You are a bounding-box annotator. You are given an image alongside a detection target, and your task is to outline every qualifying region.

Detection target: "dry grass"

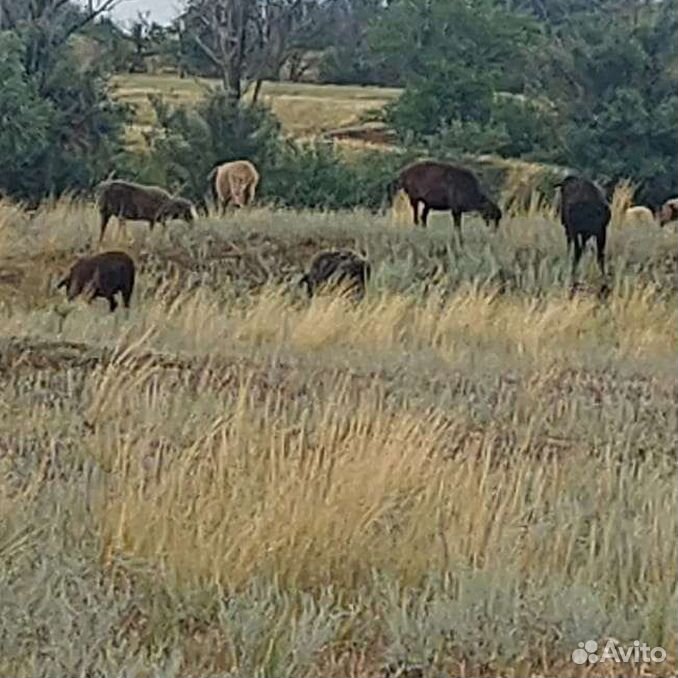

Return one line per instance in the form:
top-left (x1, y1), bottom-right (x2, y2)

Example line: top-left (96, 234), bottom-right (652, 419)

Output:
top-left (113, 74), bottom-right (401, 144)
top-left (0, 198), bottom-right (676, 676)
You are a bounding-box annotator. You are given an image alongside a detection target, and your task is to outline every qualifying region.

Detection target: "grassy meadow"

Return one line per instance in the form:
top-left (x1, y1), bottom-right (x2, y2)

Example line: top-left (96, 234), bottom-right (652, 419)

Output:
top-left (112, 74), bottom-right (402, 146)
top-left (0, 197), bottom-right (676, 677)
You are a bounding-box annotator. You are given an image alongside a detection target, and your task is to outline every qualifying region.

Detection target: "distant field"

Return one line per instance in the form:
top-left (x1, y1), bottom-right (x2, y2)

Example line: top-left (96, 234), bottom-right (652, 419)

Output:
top-left (0, 196), bottom-right (676, 676)
top-left (112, 73), bottom-right (402, 145)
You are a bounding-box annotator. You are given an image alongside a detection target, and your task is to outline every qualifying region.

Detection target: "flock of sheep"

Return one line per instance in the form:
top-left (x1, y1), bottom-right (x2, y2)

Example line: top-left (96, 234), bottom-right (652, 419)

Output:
top-left (55, 159), bottom-right (678, 312)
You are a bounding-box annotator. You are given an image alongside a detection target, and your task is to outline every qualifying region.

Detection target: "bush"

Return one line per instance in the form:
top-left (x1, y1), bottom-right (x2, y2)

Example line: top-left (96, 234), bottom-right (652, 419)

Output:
top-left (139, 86), bottom-right (413, 211)
top-left (138, 88), bottom-right (281, 203)
top-left (0, 33), bottom-right (54, 201)
top-left (262, 141), bottom-right (411, 211)
top-left (0, 29), bottom-right (129, 204)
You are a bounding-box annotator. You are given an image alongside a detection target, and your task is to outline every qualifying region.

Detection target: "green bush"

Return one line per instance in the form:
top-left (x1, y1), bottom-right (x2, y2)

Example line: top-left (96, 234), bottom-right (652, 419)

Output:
top-left (262, 141), bottom-right (412, 211)
top-left (138, 88), bottom-right (281, 203)
top-left (0, 30), bottom-right (128, 203)
top-left (139, 86), bottom-right (414, 211)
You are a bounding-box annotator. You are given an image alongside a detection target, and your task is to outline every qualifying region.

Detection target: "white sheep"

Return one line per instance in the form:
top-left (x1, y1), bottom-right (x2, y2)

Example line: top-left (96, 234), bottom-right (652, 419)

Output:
top-left (623, 205), bottom-right (658, 227)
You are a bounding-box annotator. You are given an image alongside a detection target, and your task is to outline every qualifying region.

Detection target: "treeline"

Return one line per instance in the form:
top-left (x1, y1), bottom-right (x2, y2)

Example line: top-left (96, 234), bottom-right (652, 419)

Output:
top-left (0, 0), bottom-right (675, 208)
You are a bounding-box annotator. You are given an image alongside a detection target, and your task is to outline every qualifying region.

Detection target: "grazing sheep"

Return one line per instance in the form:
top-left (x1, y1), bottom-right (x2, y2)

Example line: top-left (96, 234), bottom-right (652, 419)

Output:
top-left (300, 249), bottom-right (371, 300)
top-left (97, 180), bottom-right (195, 243)
top-left (659, 198), bottom-right (678, 227)
top-left (388, 160), bottom-right (502, 242)
top-left (624, 205), bottom-right (657, 227)
top-left (207, 160), bottom-right (260, 214)
top-left (556, 175), bottom-right (611, 278)
top-left (57, 251), bottom-right (135, 312)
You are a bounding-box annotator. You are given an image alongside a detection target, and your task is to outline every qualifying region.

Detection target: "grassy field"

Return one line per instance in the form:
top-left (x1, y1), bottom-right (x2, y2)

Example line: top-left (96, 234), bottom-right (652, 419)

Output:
top-left (0, 198), bottom-right (676, 676)
top-left (112, 74), bottom-right (401, 144)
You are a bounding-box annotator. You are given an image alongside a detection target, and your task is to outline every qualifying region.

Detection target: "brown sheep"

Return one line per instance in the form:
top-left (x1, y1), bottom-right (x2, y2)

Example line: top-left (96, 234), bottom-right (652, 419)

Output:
top-left (57, 251), bottom-right (135, 313)
top-left (388, 160), bottom-right (502, 243)
top-left (300, 249), bottom-right (371, 300)
top-left (207, 160), bottom-right (260, 214)
top-left (658, 198), bottom-right (678, 227)
top-left (556, 175), bottom-right (610, 278)
top-left (97, 180), bottom-right (195, 243)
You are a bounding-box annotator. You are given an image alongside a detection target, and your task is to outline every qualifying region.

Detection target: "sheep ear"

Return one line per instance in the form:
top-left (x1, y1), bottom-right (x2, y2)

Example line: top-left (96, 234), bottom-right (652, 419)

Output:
top-left (56, 276), bottom-right (68, 290)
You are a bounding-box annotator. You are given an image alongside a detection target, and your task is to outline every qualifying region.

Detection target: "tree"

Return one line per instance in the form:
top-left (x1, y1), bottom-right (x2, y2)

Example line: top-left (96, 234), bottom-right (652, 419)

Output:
top-left (178, 0), bottom-right (324, 100)
top-left (0, 0), bottom-right (129, 202)
top-left (0, 33), bottom-right (54, 199)
top-left (371, 0), bottom-right (542, 143)
top-left (318, 0), bottom-right (398, 85)
top-left (536, 0), bottom-right (678, 203)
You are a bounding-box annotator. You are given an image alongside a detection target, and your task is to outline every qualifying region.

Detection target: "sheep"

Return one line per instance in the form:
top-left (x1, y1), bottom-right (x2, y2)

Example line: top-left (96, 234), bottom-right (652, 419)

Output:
top-left (97, 180), bottom-right (195, 243)
top-left (555, 175), bottom-right (611, 278)
top-left (659, 198), bottom-right (678, 227)
top-left (624, 205), bottom-right (658, 227)
top-left (207, 160), bottom-right (260, 214)
top-left (388, 160), bottom-right (502, 243)
top-left (299, 249), bottom-right (371, 300)
top-left (57, 251), bottom-right (135, 313)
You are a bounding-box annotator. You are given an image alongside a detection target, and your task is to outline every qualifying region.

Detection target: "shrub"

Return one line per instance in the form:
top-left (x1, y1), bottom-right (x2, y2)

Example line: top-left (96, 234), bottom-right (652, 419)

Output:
top-left (0, 31), bottom-right (128, 203)
top-left (139, 88), bottom-right (281, 203)
top-left (140, 86), bottom-right (414, 211)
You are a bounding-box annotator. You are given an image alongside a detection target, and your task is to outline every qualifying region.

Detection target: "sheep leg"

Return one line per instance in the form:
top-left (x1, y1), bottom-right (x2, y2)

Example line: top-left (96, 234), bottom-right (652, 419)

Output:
top-left (596, 231), bottom-right (607, 276)
top-left (99, 212), bottom-right (111, 243)
top-left (452, 210), bottom-right (463, 246)
top-left (409, 198), bottom-right (420, 225)
top-left (421, 205), bottom-right (431, 228)
top-left (571, 235), bottom-right (584, 278)
top-left (107, 295), bottom-right (118, 313)
top-left (121, 285), bottom-right (133, 309)
top-left (117, 217), bottom-right (129, 240)
top-left (219, 196), bottom-right (229, 217)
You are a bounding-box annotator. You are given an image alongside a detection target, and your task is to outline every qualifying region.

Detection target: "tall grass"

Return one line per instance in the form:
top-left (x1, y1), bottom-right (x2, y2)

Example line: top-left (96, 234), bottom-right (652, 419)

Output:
top-left (0, 197), bottom-right (676, 676)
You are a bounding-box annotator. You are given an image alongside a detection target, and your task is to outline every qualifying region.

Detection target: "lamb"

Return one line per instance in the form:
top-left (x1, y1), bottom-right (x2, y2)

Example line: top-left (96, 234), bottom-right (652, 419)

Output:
top-left (299, 249), bottom-right (371, 300)
top-left (207, 160), bottom-right (260, 214)
top-left (556, 175), bottom-right (611, 278)
top-left (388, 160), bottom-right (502, 243)
top-left (97, 180), bottom-right (195, 243)
top-left (658, 198), bottom-right (678, 227)
top-left (57, 251), bottom-right (135, 312)
top-left (624, 205), bottom-right (657, 227)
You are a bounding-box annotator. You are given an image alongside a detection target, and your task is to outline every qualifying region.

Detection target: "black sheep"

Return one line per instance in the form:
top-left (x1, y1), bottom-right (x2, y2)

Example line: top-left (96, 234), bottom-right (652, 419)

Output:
top-left (57, 251), bottom-right (135, 312)
top-left (556, 175), bottom-right (611, 278)
top-left (388, 160), bottom-right (502, 243)
top-left (300, 249), bottom-right (371, 300)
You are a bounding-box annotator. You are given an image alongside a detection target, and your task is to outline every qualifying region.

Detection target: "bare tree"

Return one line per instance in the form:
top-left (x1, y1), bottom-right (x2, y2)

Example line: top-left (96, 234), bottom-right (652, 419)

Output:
top-left (180, 0), bottom-right (324, 102)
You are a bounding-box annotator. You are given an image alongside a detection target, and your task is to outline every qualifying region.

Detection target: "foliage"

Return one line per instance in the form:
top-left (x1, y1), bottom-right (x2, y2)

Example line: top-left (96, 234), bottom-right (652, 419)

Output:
top-left (0, 33), bottom-right (54, 200)
top-left (0, 2), bottom-right (129, 203)
top-left (139, 85), bottom-right (411, 210)
top-left (541, 0), bottom-right (678, 205)
top-left (262, 140), bottom-right (414, 210)
top-left (136, 87), bottom-right (281, 202)
top-left (373, 0), bottom-right (543, 154)
top-left (370, 0), bottom-right (677, 204)
top-left (317, 0), bottom-right (400, 86)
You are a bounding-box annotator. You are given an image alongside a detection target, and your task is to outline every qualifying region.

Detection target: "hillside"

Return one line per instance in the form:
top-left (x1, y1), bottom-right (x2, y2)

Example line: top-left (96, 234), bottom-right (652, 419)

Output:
top-left (112, 74), bottom-right (402, 147)
top-left (0, 198), bottom-right (676, 676)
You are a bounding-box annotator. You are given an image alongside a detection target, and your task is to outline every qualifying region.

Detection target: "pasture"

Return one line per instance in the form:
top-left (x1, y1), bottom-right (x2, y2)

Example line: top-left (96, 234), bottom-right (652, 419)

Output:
top-left (113, 74), bottom-right (402, 146)
top-left (0, 197), bottom-right (676, 676)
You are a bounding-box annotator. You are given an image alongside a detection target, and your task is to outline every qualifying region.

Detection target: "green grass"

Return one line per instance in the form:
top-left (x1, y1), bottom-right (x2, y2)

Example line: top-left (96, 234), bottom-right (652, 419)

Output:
top-left (112, 74), bottom-right (402, 144)
top-left (0, 198), bottom-right (676, 676)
